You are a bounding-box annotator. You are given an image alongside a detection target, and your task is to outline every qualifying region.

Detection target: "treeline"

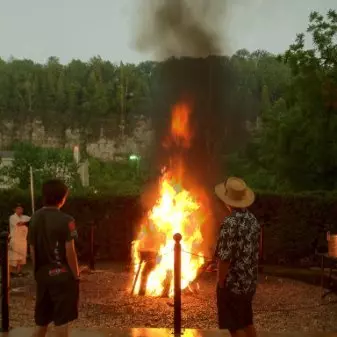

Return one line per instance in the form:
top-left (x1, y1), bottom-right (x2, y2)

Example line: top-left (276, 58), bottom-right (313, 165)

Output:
top-left (232, 10), bottom-right (337, 192)
top-left (0, 51), bottom-right (289, 145)
top-left (0, 10), bottom-right (336, 193)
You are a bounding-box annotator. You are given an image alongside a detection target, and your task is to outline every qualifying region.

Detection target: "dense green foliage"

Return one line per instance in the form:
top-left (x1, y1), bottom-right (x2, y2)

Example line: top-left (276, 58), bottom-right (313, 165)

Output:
top-left (0, 142), bottom-right (79, 190)
top-left (0, 142), bottom-right (148, 195)
top-left (233, 10), bottom-right (337, 192)
top-left (0, 58), bottom-right (151, 144)
top-left (88, 157), bottom-right (147, 195)
top-left (0, 10), bottom-right (336, 194)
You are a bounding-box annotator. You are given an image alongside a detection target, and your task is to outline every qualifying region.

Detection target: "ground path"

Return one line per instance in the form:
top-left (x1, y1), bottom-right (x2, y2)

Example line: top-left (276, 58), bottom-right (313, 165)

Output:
top-left (5, 263), bottom-right (337, 333)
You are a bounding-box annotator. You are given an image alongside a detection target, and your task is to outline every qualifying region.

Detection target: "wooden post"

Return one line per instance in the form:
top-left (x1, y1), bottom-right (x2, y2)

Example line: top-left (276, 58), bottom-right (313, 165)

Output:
top-left (89, 224), bottom-right (95, 271)
top-left (0, 231), bottom-right (10, 332)
top-left (29, 166), bottom-right (35, 214)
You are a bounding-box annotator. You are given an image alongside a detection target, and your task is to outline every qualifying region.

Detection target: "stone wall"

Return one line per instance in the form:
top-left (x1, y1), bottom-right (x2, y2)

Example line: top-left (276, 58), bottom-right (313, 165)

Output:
top-left (0, 116), bottom-right (154, 161)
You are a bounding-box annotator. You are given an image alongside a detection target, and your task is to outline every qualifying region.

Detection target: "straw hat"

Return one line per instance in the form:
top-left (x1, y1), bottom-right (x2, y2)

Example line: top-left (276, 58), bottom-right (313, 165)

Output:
top-left (214, 177), bottom-right (255, 208)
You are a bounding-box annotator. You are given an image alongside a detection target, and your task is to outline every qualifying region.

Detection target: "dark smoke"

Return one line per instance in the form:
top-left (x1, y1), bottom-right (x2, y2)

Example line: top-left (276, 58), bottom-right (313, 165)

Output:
top-left (135, 0), bottom-right (227, 59)
top-left (135, 0), bottom-right (231, 255)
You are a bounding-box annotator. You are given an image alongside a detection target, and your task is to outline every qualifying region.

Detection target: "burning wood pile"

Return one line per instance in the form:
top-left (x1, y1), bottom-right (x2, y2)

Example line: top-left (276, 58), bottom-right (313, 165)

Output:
top-left (131, 102), bottom-right (210, 297)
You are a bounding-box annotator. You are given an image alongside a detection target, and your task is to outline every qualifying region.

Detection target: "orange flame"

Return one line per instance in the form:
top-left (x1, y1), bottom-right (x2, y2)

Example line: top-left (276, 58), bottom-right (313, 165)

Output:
top-left (132, 101), bottom-right (205, 297)
top-left (170, 102), bottom-right (193, 148)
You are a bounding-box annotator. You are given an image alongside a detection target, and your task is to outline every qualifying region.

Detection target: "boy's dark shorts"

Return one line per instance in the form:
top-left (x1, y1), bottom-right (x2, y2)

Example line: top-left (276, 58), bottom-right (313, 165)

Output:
top-left (217, 286), bottom-right (254, 333)
top-left (35, 278), bottom-right (79, 326)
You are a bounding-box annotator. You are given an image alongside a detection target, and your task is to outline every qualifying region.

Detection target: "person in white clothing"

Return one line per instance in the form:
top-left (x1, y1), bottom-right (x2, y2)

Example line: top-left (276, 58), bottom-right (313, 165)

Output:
top-left (9, 204), bottom-right (31, 276)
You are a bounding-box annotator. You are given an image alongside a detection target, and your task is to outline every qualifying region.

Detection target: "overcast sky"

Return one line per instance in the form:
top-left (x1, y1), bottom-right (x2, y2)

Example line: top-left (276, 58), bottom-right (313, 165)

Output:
top-left (0, 0), bottom-right (336, 64)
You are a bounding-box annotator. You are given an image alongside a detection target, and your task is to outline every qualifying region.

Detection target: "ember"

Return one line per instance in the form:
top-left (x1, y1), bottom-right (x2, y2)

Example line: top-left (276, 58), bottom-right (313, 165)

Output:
top-left (132, 102), bottom-right (206, 297)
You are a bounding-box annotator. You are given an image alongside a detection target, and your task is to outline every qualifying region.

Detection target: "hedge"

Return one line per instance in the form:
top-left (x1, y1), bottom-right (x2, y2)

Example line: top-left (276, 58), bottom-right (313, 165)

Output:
top-left (1, 190), bottom-right (336, 266)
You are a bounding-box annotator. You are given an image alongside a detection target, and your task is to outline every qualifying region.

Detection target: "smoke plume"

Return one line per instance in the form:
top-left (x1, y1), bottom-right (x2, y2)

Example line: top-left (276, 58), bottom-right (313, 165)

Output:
top-left (135, 0), bottom-right (228, 59)
top-left (135, 0), bottom-right (230, 254)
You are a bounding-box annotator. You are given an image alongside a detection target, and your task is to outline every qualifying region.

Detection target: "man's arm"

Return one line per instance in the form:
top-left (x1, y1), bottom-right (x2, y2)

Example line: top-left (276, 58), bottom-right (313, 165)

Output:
top-left (30, 245), bottom-right (35, 270)
top-left (217, 260), bottom-right (230, 287)
top-left (65, 220), bottom-right (80, 279)
top-left (216, 217), bottom-right (236, 287)
top-left (9, 215), bottom-right (16, 233)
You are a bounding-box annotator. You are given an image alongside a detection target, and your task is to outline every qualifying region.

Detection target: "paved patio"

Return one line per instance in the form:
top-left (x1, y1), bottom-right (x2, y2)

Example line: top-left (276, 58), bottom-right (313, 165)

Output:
top-left (1, 328), bottom-right (337, 337)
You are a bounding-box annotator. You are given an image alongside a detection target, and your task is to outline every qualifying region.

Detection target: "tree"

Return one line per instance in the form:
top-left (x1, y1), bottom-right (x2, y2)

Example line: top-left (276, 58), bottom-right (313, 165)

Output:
top-left (1, 142), bottom-right (80, 191)
top-left (254, 10), bottom-right (337, 191)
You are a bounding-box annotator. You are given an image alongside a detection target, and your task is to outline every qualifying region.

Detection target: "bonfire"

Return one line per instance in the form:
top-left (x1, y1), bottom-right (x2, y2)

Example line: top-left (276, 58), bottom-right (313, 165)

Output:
top-left (132, 102), bottom-right (208, 297)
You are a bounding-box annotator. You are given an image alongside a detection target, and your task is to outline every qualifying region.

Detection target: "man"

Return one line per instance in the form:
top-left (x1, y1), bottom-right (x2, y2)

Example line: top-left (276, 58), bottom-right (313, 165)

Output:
top-left (28, 179), bottom-right (80, 337)
top-left (9, 204), bottom-right (31, 277)
top-left (214, 177), bottom-right (260, 337)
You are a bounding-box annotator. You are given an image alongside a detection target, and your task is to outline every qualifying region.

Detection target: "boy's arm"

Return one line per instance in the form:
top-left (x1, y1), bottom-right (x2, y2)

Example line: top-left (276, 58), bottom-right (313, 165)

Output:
top-left (66, 240), bottom-right (80, 279)
top-left (65, 220), bottom-right (79, 279)
top-left (27, 219), bottom-right (35, 270)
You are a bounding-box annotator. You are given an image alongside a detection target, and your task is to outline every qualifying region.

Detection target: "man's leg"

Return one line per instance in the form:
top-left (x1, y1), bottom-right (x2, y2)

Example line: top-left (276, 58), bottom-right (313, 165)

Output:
top-left (32, 325), bottom-right (48, 337)
top-left (217, 286), bottom-right (237, 331)
top-left (10, 262), bottom-right (17, 275)
top-left (54, 324), bottom-right (70, 337)
top-left (16, 262), bottom-right (22, 274)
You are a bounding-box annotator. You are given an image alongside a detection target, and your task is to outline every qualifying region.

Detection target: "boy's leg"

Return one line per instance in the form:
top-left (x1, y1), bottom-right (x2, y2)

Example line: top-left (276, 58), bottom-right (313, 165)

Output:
top-left (244, 325), bottom-right (257, 337)
top-left (34, 282), bottom-right (53, 335)
top-left (51, 278), bottom-right (79, 331)
top-left (230, 331), bottom-right (246, 337)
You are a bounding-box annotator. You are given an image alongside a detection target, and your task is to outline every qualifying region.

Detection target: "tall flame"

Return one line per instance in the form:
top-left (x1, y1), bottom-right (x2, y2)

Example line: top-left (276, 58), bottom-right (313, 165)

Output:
top-left (171, 102), bottom-right (192, 147)
top-left (132, 101), bottom-right (205, 297)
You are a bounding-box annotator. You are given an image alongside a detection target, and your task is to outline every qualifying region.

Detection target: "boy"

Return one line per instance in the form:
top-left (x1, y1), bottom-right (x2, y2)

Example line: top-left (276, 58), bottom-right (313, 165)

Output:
top-left (28, 179), bottom-right (80, 337)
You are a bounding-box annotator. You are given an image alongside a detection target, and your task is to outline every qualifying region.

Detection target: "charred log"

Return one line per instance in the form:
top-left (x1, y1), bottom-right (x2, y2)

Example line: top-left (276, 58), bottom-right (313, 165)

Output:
top-left (138, 251), bottom-right (157, 296)
top-left (161, 270), bottom-right (173, 298)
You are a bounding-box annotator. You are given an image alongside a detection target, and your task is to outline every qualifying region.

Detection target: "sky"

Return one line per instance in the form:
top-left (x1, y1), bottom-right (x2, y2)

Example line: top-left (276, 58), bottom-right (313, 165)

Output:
top-left (0, 0), bottom-right (336, 64)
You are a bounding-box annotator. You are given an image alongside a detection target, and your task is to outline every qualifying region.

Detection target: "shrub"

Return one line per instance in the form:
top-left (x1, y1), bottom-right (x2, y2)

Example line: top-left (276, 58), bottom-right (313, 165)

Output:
top-left (0, 190), bottom-right (335, 265)
top-left (251, 192), bottom-right (337, 265)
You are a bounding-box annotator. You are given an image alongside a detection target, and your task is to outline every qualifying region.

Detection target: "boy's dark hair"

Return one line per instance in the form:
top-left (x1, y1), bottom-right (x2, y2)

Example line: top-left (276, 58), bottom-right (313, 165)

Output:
top-left (42, 179), bottom-right (68, 206)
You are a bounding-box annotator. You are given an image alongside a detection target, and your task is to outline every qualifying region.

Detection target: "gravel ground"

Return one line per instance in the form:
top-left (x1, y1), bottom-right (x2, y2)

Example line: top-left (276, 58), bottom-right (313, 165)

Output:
top-left (8, 264), bottom-right (337, 333)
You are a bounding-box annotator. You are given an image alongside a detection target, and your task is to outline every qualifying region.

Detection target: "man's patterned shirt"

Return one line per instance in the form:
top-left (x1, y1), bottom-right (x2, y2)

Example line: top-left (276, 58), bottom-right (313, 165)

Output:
top-left (216, 209), bottom-right (260, 295)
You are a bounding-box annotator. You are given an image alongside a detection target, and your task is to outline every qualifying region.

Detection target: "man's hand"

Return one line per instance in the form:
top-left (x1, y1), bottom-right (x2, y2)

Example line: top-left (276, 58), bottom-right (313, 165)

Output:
top-left (217, 260), bottom-right (230, 289)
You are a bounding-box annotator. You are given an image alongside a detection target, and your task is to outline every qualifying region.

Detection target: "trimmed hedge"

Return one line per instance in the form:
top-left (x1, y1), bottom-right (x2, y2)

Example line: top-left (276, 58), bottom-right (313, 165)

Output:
top-left (251, 192), bottom-right (337, 265)
top-left (1, 190), bottom-right (336, 265)
top-left (0, 191), bottom-right (143, 262)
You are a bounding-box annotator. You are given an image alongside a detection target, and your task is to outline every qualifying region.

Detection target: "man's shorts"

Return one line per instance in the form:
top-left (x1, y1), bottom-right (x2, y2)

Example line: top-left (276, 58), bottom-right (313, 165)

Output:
top-left (35, 278), bottom-right (79, 326)
top-left (217, 286), bottom-right (254, 333)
